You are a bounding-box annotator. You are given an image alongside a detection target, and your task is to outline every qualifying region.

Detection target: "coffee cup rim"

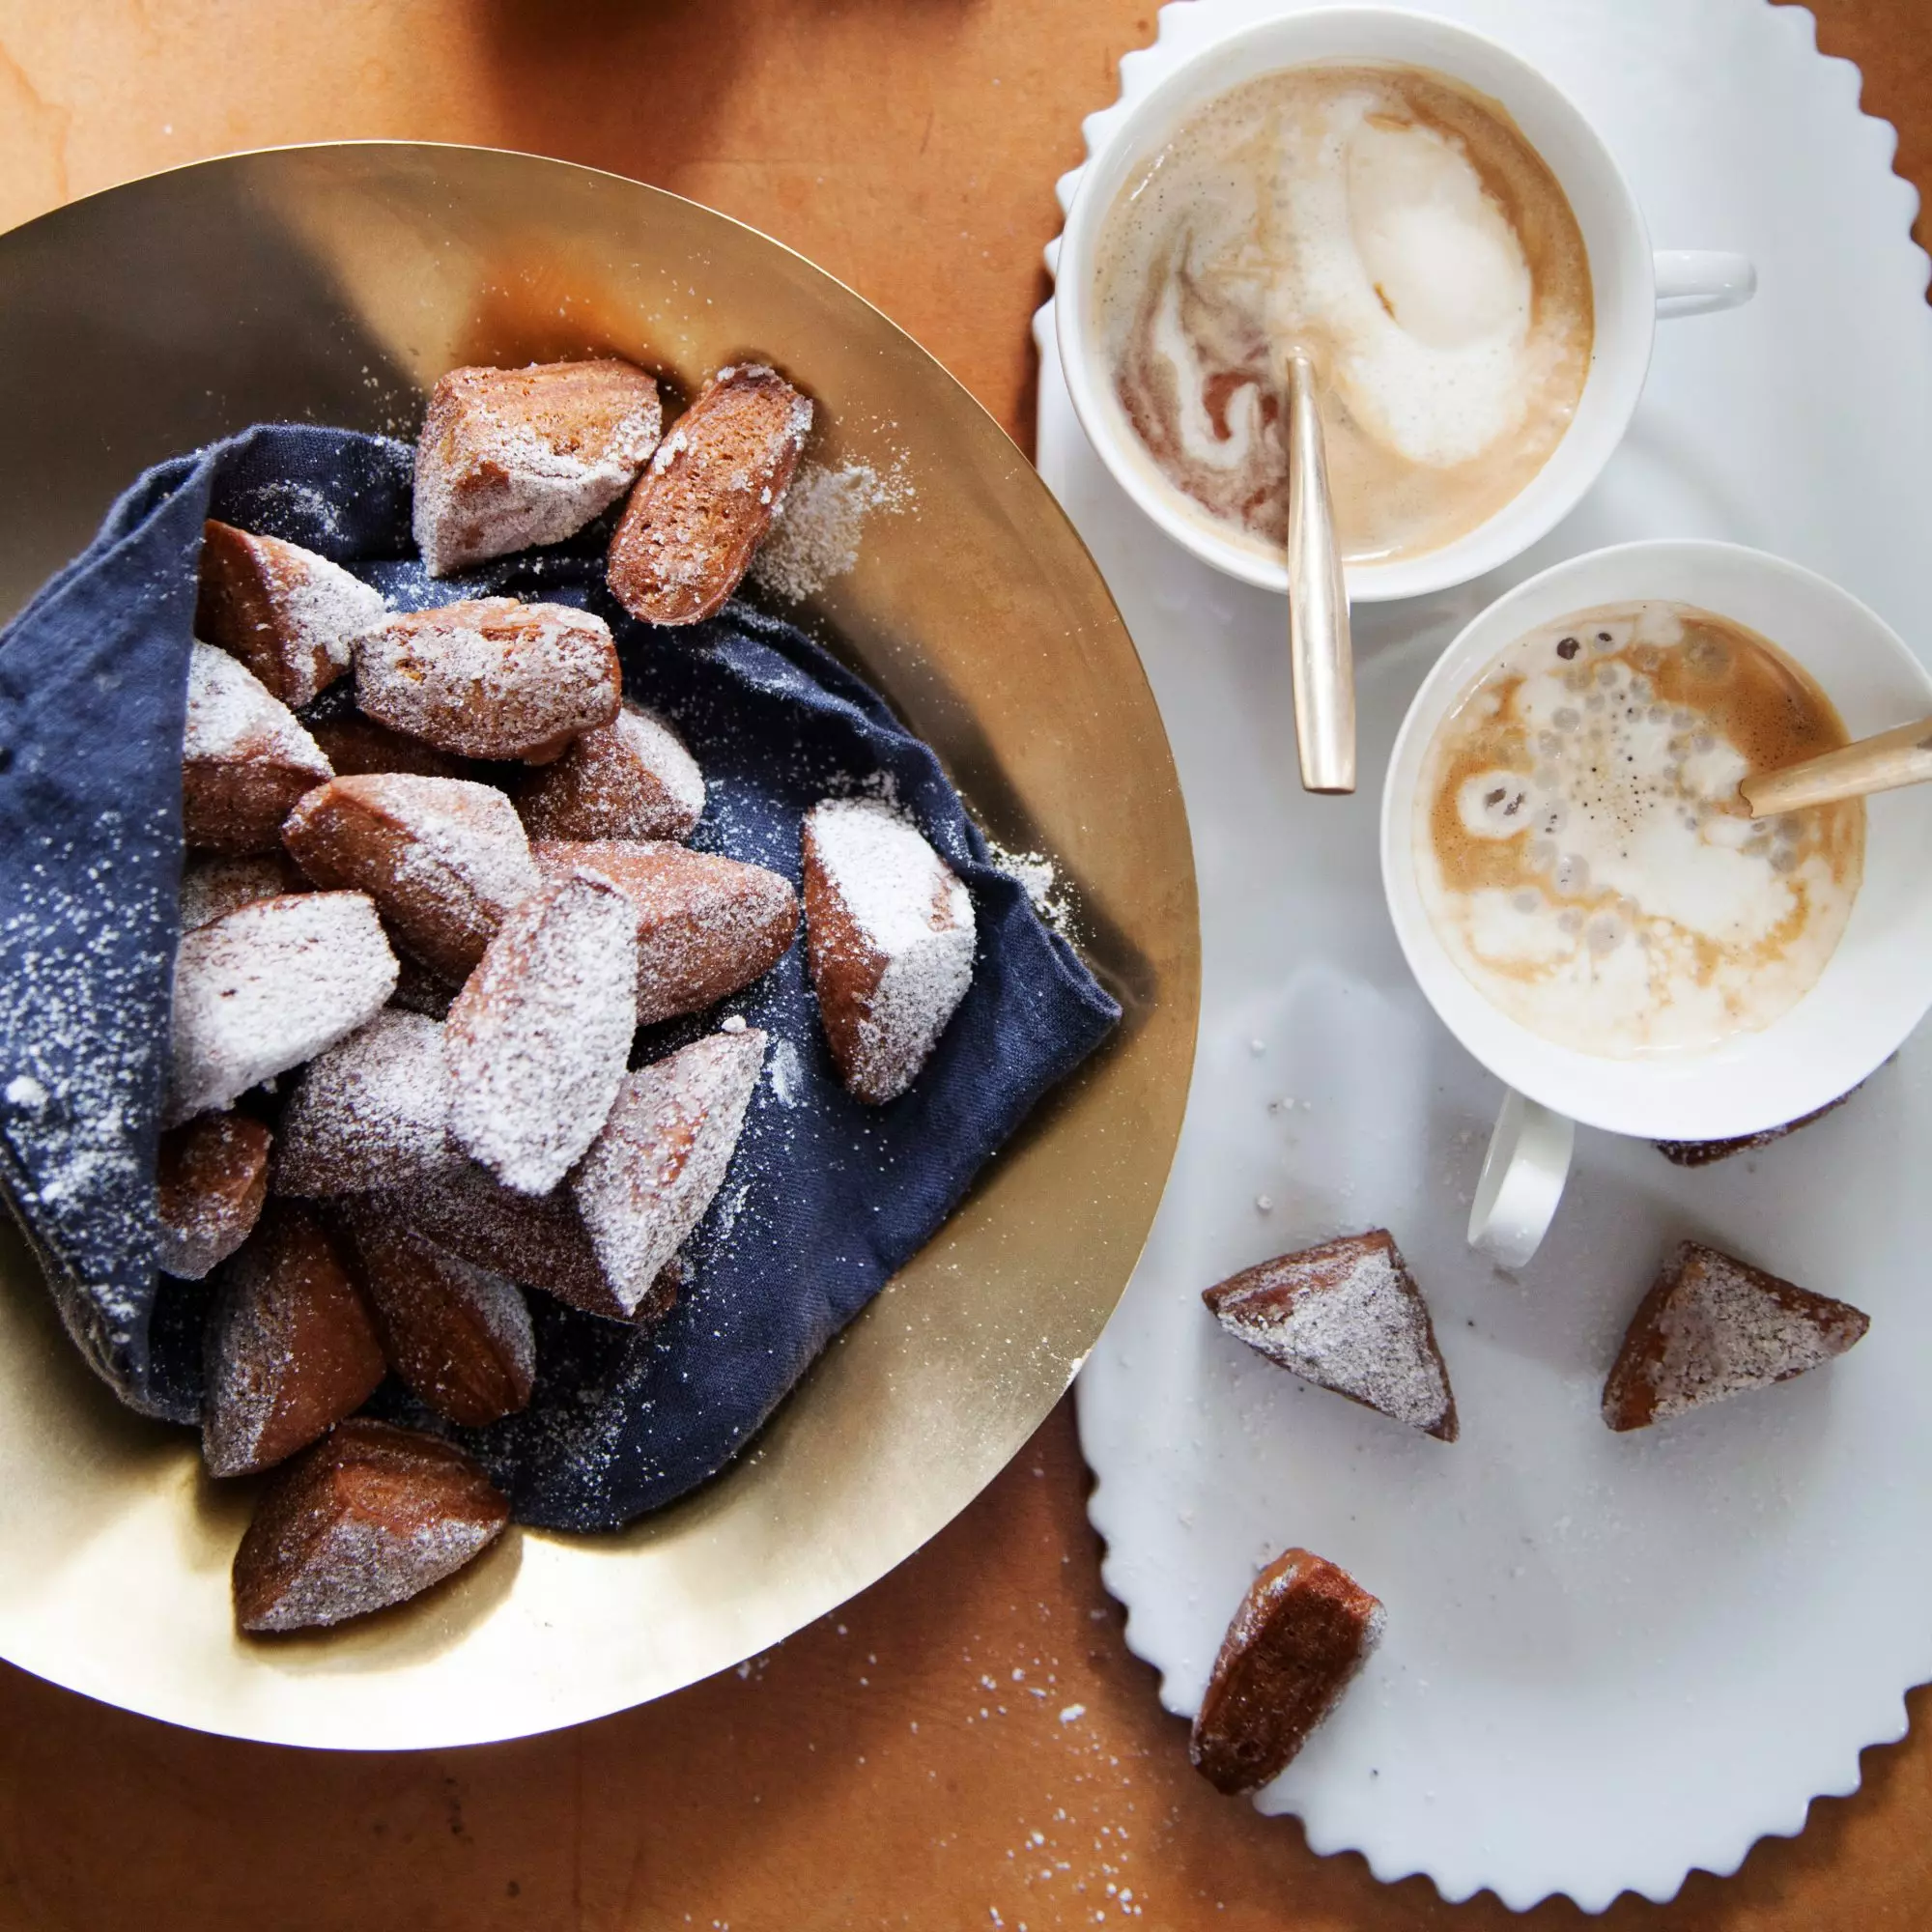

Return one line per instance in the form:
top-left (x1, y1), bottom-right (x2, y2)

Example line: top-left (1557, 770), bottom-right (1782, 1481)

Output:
top-left (1379, 539), bottom-right (1932, 1140)
top-left (1053, 6), bottom-right (1658, 604)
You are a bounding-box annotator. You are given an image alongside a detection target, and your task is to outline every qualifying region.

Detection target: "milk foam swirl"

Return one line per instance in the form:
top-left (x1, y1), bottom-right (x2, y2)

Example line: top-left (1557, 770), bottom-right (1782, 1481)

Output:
top-left (1415, 602), bottom-right (1863, 1058)
top-left (1093, 64), bottom-right (1593, 565)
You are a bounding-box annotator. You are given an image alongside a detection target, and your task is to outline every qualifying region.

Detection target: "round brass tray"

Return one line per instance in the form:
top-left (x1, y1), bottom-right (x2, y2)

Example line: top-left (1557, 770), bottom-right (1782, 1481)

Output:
top-left (0, 144), bottom-right (1198, 1747)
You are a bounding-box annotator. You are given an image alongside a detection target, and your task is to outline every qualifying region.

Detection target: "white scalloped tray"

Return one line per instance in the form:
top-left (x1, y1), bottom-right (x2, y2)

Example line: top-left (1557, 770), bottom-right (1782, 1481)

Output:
top-left (1037, 0), bottom-right (1932, 1911)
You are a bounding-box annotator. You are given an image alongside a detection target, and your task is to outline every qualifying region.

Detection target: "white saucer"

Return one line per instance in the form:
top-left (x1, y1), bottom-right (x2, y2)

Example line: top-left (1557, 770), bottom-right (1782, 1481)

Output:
top-left (1037, 0), bottom-right (1932, 1909)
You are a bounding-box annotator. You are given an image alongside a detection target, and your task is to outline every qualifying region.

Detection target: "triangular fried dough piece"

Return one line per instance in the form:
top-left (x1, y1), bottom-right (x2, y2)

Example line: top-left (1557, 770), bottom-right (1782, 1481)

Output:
top-left (1602, 1240), bottom-right (1869, 1431)
top-left (1190, 1548), bottom-right (1384, 1795)
top-left (1204, 1229), bottom-right (1458, 1441)
top-left (201, 1205), bottom-right (385, 1477)
top-left (196, 520), bottom-right (385, 708)
top-left (570, 1029), bottom-right (765, 1318)
top-left (341, 1199), bottom-right (534, 1427)
top-left (233, 1418), bottom-right (509, 1633)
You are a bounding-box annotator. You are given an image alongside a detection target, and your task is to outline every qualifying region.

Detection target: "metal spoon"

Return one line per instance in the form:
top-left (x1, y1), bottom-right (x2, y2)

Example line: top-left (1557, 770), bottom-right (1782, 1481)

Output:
top-left (1277, 347), bottom-right (1355, 794)
top-left (1741, 713), bottom-right (1932, 817)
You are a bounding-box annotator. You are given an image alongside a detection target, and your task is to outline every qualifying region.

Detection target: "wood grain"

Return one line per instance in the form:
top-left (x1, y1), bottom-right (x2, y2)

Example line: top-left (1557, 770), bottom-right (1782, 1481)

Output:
top-left (0, 2), bottom-right (1925, 1924)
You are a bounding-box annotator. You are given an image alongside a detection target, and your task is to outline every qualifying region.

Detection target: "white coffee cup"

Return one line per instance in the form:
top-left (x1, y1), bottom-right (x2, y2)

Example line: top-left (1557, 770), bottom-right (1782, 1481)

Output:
top-left (1380, 540), bottom-right (1932, 1266)
top-left (1053, 8), bottom-right (1757, 603)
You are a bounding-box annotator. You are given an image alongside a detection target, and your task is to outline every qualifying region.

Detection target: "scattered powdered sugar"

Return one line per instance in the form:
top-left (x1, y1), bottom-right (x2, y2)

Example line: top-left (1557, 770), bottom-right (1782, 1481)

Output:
top-left (766, 1035), bottom-right (805, 1107)
top-left (805, 798), bottom-right (976, 1103)
top-left (165, 892), bottom-right (399, 1123)
top-left (183, 639), bottom-right (329, 770)
top-left (571, 1029), bottom-right (766, 1315)
top-left (980, 834), bottom-right (1080, 945)
top-left (1208, 1231), bottom-right (1455, 1437)
top-left (0, 801), bottom-right (178, 1381)
top-left (750, 458), bottom-right (912, 603)
top-left (444, 876), bottom-right (639, 1194)
top-left (275, 1008), bottom-right (463, 1196)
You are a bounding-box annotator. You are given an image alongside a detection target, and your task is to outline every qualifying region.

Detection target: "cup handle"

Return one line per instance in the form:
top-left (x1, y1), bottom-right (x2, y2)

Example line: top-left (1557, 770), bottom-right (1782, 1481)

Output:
top-left (1653, 249), bottom-right (1757, 319)
top-left (1466, 1090), bottom-right (1575, 1270)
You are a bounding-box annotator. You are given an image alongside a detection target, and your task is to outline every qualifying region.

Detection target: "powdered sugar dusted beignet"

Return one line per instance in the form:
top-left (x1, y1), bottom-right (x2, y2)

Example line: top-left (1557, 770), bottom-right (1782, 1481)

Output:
top-left (444, 874), bottom-right (639, 1195)
top-left (232, 1418), bottom-right (510, 1633)
top-left (1190, 1548), bottom-right (1385, 1795)
top-left (299, 683), bottom-right (469, 781)
top-left (517, 701), bottom-right (705, 842)
top-left (608, 364), bottom-right (812, 625)
top-left (274, 1008), bottom-right (462, 1197)
top-left (1203, 1229), bottom-right (1458, 1441)
top-left (1603, 1240), bottom-right (1869, 1431)
top-left (196, 520), bottom-right (386, 708)
top-left (384, 1161), bottom-right (608, 1312)
top-left (202, 1205), bottom-right (385, 1478)
top-left (179, 852), bottom-right (309, 932)
top-left (157, 1111), bottom-right (271, 1280)
top-left (341, 1199), bottom-right (534, 1427)
top-left (282, 774), bottom-right (538, 982)
top-left (182, 640), bottom-right (334, 854)
top-left (802, 799), bottom-right (975, 1103)
top-left (414, 358), bottom-right (664, 577)
top-left (571, 1029), bottom-right (765, 1318)
top-left (534, 838), bottom-right (797, 1025)
top-left (354, 598), bottom-right (620, 763)
top-left (165, 892), bottom-right (398, 1124)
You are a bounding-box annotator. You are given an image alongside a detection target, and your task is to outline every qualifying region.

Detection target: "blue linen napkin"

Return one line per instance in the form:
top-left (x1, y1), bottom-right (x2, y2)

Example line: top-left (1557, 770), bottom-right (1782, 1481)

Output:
top-left (0, 425), bottom-right (1121, 1528)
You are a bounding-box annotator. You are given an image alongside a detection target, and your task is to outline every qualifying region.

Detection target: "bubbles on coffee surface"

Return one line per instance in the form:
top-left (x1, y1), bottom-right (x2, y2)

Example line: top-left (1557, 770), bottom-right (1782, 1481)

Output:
top-left (1415, 602), bottom-right (1864, 1058)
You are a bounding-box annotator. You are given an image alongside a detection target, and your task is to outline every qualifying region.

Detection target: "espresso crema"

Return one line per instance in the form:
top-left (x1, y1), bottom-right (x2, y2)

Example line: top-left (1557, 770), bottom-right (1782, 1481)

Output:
top-left (1415, 603), bottom-right (1863, 1058)
top-left (1093, 63), bottom-right (1594, 565)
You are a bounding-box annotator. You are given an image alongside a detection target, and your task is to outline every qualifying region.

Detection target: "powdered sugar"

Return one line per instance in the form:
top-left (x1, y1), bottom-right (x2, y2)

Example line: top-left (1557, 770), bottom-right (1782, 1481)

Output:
top-left (184, 639), bottom-right (329, 770)
top-left (444, 875), bottom-right (639, 1194)
top-left (165, 892), bottom-right (398, 1124)
top-left (571, 1028), bottom-right (766, 1316)
top-left (275, 1008), bottom-right (463, 1196)
top-left (750, 459), bottom-right (912, 603)
top-left (1207, 1232), bottom-right (1457, 1438)
top-left (804, 798), bottom-right (976, 1104)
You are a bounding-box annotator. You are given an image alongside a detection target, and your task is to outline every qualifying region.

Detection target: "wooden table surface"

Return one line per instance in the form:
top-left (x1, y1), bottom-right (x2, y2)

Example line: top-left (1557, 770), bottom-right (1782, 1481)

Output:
top-left (0, 3), bottom-right (1928, 1926)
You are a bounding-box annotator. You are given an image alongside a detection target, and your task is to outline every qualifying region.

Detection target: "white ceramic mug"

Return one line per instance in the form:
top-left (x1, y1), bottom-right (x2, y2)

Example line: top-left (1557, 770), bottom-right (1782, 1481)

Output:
top-left (1381, 540), bottom-right (1932, 1266)
top-left (1053, 8), bottom-right (1757, 603)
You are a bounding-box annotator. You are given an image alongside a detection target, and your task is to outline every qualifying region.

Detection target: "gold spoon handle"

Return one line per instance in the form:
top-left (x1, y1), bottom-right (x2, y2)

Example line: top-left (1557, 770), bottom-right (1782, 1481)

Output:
top-left (1281, 349), bottom-right (1355, 795)
top-left (1742, 713), bottom-right (1932, 817)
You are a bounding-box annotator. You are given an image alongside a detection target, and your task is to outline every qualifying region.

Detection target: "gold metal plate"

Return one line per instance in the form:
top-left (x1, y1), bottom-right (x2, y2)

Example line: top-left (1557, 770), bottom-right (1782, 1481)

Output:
top-left (0, 144), bottom-right (1198, 1747)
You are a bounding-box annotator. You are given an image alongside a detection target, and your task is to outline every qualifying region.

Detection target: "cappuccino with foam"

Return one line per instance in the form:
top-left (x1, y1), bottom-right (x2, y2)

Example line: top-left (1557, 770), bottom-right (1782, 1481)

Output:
top-left (1092, 63), bottom-right (1593, 566)
top-left (1415, 603), bottom-right (1863, 1058)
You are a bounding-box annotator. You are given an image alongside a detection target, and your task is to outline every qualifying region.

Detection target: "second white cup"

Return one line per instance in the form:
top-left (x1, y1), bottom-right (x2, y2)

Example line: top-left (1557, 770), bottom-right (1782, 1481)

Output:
top-left (1380, 540), bottom-right (1932, 1266)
